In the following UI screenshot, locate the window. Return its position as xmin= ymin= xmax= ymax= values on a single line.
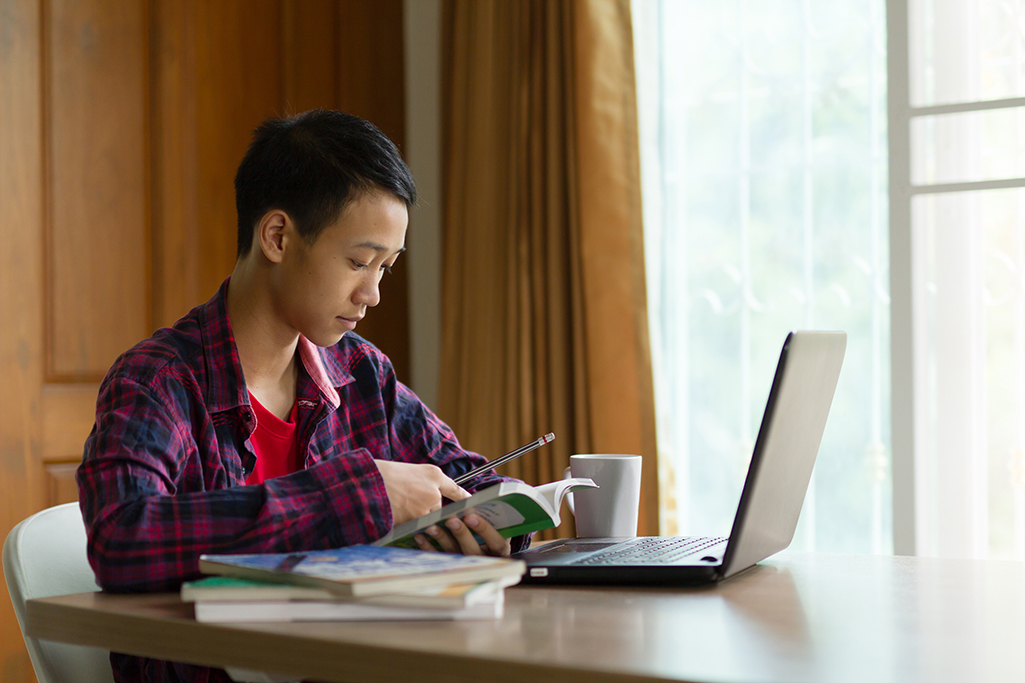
xmin=637 ymin=0 xmax=1025 ymax=559
xmin=894 ymin=0 xmax=1025 ymax=559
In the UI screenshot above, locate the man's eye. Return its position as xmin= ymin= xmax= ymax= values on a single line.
xmin=351 ymin=260 xmax=368 ymax=270
xmin=381 ymin=264 xmax=394 ymax=275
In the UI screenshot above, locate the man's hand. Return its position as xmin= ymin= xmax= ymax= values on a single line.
xmin=412 ymin=514 xmax=512 ymax=557
xmin=373 ymin=460 xmax=469 ymax=526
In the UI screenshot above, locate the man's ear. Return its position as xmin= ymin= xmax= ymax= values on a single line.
xmin=255 ymin=210 xmax=292 ymax=263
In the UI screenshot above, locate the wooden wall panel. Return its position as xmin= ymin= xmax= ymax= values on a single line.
xmin=192 ymin=0 xmax=284 ymax=302
xmin=337 ymin=0 xmax=406 ymax=145
xmin=151 ymin=0 xmax=199 ymax=329
xmin=44 ymin=462 xmax=80 ymax=507
xmin=47 ymin=0 xmax=150 ymax=379
xmin=41 ymin=385 xmax=98 ymax=460
xmin=335 ymin=0 xmax=411 ymax=382
xmin=0 ymin=0 xmax=45 ymax=679
xmin=283 ymin=0 xmax=338 ymax=113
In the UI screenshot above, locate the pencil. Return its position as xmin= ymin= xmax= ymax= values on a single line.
xmin=453 ymin=433 xmax=556 ymax=485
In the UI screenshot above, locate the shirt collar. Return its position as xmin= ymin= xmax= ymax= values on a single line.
xmin=297 ymin=336 xmax=343 ymax=409
xmin=199 ymin=277 xmax=350 ymax=413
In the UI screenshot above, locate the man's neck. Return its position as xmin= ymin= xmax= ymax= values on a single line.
xmin=226 ymin=260 xmax=300 ymax=420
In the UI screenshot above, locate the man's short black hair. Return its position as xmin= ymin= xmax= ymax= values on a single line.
xmin=234 ymin=109 xmax=417 ymax=257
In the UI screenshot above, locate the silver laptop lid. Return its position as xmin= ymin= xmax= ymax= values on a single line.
xmin=720 ymin=331 xmax=846 ymax=578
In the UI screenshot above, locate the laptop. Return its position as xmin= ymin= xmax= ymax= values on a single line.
xmin=513 ymin=330 xmax=846 ymax=586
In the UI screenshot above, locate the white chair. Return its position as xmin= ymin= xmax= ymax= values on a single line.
xmin=3 ymin=502 xmax=114 ymax=683
xmin=3 ymin=503 xmax=297 ymax=683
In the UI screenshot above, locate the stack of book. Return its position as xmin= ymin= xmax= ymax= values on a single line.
xmin=185 ymin=545 xmax=525 ymax=623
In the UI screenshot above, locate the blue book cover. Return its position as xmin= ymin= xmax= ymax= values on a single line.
xmin=198 ymin=545 xmax=525 ymax=597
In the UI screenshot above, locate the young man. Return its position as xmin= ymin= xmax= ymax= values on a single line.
xmin=77 ymin=110 xmax=528 ymax=683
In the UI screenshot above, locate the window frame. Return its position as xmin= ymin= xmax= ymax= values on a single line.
xmin=887 ymin=0 xmax=1025 ymax=555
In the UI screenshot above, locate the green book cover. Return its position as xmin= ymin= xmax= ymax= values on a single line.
xmin=373 ymin=478 xmax=598 ymax=549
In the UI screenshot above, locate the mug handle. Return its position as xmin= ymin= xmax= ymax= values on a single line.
xmin=563 ymin=466 xmax=575 ymax=515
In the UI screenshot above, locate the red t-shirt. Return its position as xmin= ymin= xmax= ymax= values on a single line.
xmin=244 ymin=393 xmax=302 ymax=485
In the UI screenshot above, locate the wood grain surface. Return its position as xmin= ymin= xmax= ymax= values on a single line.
xmin=26 ymin=552 xmax=1025 ymax=683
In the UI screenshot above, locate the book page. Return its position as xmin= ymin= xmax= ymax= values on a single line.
xmin=533 ymin=478 xmax=598 ymax=512
xmin=470 ymin=499 xmax=526 ymax=528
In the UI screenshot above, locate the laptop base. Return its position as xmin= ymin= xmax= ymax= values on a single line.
xmin=514 ymin=536 xmax=727 ymax=586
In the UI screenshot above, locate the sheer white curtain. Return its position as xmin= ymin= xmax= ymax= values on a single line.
xmin=637 ymin=0 xmax=1025 ymax=560
xmin=634 ymin=0 xmax=891 ymax=552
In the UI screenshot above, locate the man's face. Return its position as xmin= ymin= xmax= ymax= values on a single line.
xmin=273 ymin=190 xmax=408 ymax=347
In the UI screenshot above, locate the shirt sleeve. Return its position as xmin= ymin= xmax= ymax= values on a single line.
xmin=370 ymin=348 xmax=535 ymax=553
xmin=77 ymin=375 xmax=393 ymax=593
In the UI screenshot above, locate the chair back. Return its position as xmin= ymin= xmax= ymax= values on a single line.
xmin=3 ymin=502 xmax=114 ymax=683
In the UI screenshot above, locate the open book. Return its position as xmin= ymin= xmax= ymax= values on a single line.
xmin=373 ymin=477 xmax=598 ymax=549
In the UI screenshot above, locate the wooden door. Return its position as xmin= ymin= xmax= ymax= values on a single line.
xmin=0 ymin=1 xmax=407 ymax=680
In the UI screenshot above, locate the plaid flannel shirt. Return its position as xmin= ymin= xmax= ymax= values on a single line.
xmin=77 ymin=278 xmax=528 ymax=683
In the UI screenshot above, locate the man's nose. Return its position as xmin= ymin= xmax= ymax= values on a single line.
xmin=353 ymin=275 xmax=381 ymax=308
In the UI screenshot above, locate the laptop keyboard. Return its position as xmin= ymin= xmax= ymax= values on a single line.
xmin=571 ymin=536 xmax=728 ymax=565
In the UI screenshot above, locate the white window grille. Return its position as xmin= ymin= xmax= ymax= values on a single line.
xmin=892 ymin=0 xmax=1025 ymax=559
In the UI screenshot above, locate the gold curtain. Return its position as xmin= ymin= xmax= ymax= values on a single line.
xmin=439 ymin=0 xmax=658 ymax=537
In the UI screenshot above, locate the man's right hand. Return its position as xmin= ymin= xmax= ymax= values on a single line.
xmin=373 ymin=460 xmax=470 ymax=526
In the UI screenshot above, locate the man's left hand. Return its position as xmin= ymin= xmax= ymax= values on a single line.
xmin=412 ymin=514 xmax=511 ymax=557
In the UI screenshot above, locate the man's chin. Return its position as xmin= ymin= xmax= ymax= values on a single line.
xmin=307 ymin=331 xmax=347 ymax=348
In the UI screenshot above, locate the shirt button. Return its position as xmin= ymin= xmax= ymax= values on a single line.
xmin=243 ymin=412 xmax=253 ymax=423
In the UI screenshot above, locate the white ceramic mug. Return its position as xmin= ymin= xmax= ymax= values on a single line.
xmin=563 ymin=454 xmax=642 ymax=537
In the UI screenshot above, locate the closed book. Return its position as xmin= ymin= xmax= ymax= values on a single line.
xmin=181 ymin=575 xmax=518 ymax=609
xmin=197 ymin=545 xmax=525 ymax=598
xmin=192 ymin=592 xmax=504 ymax=623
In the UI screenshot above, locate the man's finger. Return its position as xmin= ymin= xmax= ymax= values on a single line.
xmin=438 ymin=477 xmax=471 ymax=502
xmin=413 ymin=534 xmax=438 ymax=552
xmin=464 ymin=514 xmax=511 ymax=556
xmin=444 ymin=517 xmax=484 ymax=556
xmin=426 ymin=524 xmax=460 ymax=553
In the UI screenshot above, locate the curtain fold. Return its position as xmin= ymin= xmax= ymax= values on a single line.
xmin=440 ymin=0 xmax=658 ymax=537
